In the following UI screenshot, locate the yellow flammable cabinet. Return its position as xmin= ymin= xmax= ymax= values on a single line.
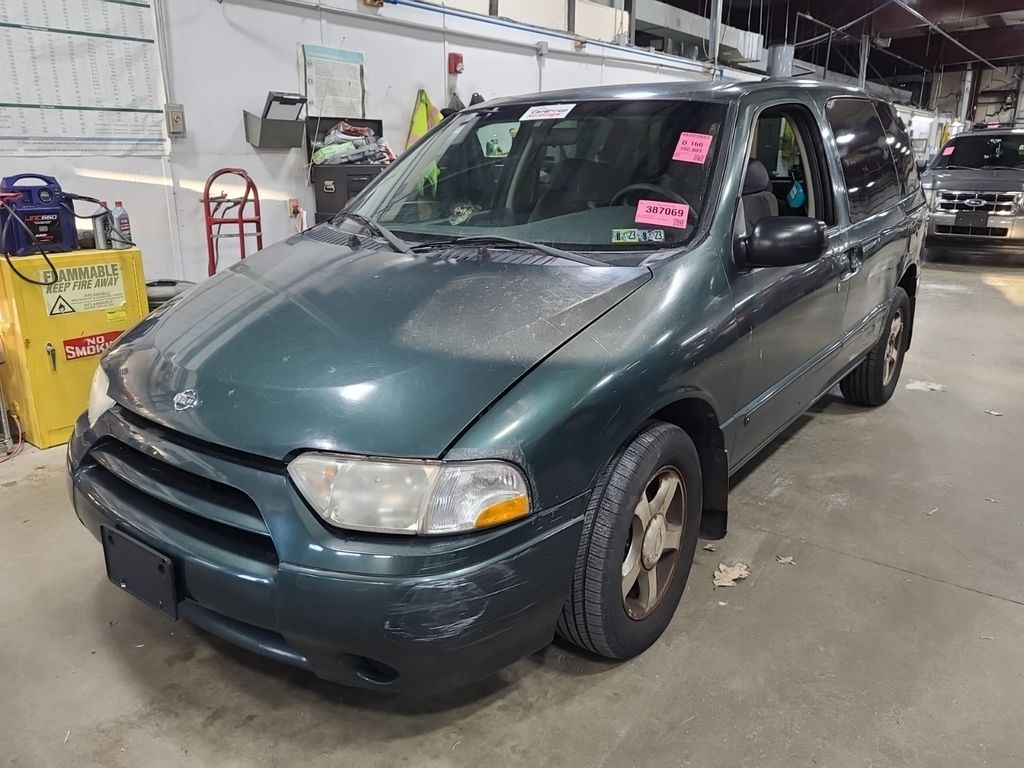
xmin=0 ymin=248 xmax=147 ymax=447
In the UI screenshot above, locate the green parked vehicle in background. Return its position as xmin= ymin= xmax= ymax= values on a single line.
xmin=69 ymin=79 xmax=923 ymax=691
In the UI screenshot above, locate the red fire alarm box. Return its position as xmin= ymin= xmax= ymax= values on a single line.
xmin=448 ymin=52 xmax=465 ymax=74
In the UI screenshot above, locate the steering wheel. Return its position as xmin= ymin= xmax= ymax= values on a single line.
xmin=609 ymin=183 xmax=689 ymax=207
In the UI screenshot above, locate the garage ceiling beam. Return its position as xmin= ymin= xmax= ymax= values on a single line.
xmin=868 ymin=0 xmax=1024 ymax=35
xmin=889 ymin=25 xmax=1024 ymax=67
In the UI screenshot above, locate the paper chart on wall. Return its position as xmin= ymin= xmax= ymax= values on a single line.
xmin=302 ymin=45 xmax=365 ymax=119
xmin=0 ymin=0 xmax=170 ymax=156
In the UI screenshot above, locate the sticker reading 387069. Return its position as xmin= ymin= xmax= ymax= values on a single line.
xmin=636 ymin=200 xmax=689 ymax=229
xmin=672 ymin=132 xmax=714 ymax=164
xmin=520 ymin=103 xmax=576 ymax=121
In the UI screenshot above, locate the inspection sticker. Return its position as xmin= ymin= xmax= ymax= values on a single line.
xmin=636 ymin=200 xmax=689 ymax=229
xmin=612 ymin=228 xmax=665 ymax=244
xmin=39 ymin=261 xmax=125 ymax=315
xmin=520 ymin=103 xmax=576 ymax=121
xmin=942 ymin=145 xmax=955 ymax=156
xmin=63 ymin=331 xmax=122 ymax=361
xmin=672 ymin=132 xmax=714 ymax=164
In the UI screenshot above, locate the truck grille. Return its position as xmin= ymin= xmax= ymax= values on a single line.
xmin=87 ymin=411 xmax=279 ymax=565
xmin=934 ymin=225 xmax=1009 ymax=238
xmin=937 ymin=191 xmax=1020 ymax=216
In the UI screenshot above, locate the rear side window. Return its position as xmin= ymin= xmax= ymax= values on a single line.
xmin=873 ymin=102 xmax=920 ymax=197
xmin=825 ymin=98 xmax=902 ymax=222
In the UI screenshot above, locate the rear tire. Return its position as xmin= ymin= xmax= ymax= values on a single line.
xmin=556 ymin=422 xmax=701 ymax=659
xmin=840 ymin=287 xmax=911 ymax=407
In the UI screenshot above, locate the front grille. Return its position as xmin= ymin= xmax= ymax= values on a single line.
xmin=935 ymin=225 xmax=1009 ymax=238
xmin=87 ymin=413 xmax=279 ymax=564
xmin=937 ymin=190 xmax=1020 ymax=215
xmin=87 ymin=461 xmax=279 ymax=565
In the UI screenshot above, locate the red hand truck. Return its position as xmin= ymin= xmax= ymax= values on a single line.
xmin=201 ymin=168 xmax=263 ymax=276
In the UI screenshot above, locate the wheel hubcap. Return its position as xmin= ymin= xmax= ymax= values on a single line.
xmin=622 ymin=467 xmax=686 ymax=621
xmin=883 ymin=308 xmax=904 ymax=386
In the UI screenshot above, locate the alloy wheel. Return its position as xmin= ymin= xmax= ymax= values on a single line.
xmin=621 ymin=466 xmax=686 ymax=620
xmin=883 ymin=308 xmax=905 ymax=386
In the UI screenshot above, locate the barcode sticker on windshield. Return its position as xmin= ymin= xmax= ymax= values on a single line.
xmin=942 ymin=145 xmax=954 ymax=156
xmin=673 ymin=132 xmax=713 ymax=164
xmin=636 ymin=200 xmax=689 ymax=229
xmin=520 ymin=103 xmax=576 ymax=121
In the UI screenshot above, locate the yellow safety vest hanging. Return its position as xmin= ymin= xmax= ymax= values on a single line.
xmin=406 ymin=89 xmax=443 ymax=198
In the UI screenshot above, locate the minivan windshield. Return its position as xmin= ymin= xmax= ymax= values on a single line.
xmin=931 ymin=132 xmax=1024 ymax=171
xmin=348 ymin=99 xmax=728 ymax=259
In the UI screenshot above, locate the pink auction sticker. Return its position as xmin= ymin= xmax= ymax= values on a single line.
xmin=673 ymin=132 xmax=713 ymax=164
xmin=636 ymin=199 xmax=689 ymax=229
xmin=942 ymin=145 xmax=954 ymax=156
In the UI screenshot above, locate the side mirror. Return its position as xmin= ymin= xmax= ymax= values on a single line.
xmin=915 ymin=157 xmax=928 ymax=172
xmin=741 ymin=217 xmax=827 ymax=268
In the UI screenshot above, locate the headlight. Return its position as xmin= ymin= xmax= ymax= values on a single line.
xmin=287 ymin=453 xmax=530 ymax=535
xmin=87 ymin=365 xmax=115 ymax=427
xmin=922 ymin=184 xmax=935 ymax=209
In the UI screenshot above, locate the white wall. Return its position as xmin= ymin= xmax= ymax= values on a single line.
xmin=2 ymin=0 xmax=757 ymax=283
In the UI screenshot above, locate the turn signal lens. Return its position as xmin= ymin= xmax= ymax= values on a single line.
xmin=474 ymin=495 xmax=529 ymax=529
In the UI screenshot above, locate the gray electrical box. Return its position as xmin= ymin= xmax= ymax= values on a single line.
xmin=165 ymin=103 xmax=187 ymax=138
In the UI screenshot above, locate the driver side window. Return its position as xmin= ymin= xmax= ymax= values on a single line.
xmin=741 ymin=104 xmax=835 ymax=234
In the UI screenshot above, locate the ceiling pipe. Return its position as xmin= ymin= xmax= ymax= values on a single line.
xmin=887 ymin=0 xmax=1005 ymax=75
xmin=796 ymin=12 xmax=927 ymax=73
xmin=795 ymin=1 xmax=893 ymax=49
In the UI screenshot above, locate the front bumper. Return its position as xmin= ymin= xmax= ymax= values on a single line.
xmin=925 ymin=210 xmax=1024 ymax=243
xmin=68 ymin=409 xmax=585 ymax=692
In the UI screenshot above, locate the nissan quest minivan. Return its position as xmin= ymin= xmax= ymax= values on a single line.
xmin=69 ymin=80 xmax=924 ymax=691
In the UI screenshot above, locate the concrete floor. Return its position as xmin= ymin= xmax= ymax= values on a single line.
xmin=2 ymin=263 xmax=1022 ymax=768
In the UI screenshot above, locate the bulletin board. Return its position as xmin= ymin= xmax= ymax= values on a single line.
xmin=0 ymin=0 xmax=170 ymax=156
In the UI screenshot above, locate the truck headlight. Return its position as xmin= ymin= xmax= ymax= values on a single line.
xmin=87 ymin=365 xmax=115 ymax=427
xmin=288 ymin=453 xmax=531 ymax=535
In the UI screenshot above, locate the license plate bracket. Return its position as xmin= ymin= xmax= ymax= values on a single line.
xmin=101 ymin=526 xmax=178 ymax=619
xmin=955 ymin=210 xmax=989 ymax=229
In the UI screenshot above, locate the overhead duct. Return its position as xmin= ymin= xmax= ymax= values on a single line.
xmin=633 ymin=0 xmax=763 ymax=63
xmin=767 ymin=45 xmax=795 ymax=78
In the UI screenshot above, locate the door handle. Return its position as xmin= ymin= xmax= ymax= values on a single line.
xmin=45 ymin=342 xmax=57 ymax=372
xmin=840 ymin=246 xmax=863 ymax=281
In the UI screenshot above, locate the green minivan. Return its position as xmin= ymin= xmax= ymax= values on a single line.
xmin=69 ymin=80 xmax=923 ymax=691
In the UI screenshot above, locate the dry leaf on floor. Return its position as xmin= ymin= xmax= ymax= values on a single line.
xmin=717 ymin=601 xmax=728 ymax=606
xmin=980 ymin=635 xmax=994 ymax=641
xmin=984 ymin=410 xmax=1003 ymax=416
xmin=926 ymin=508 xmax=938 ymax=516
xmin=713 ymin=562 xmax=751 ymax=587
xmin=985 ymin=497 xmax=1002 ymax=504
xmin=775 ymin=555 xmax=796 ymax=565
xmin=905 ymin=380 xmax=945 ymax=392
xmin=702 ymin=543 xmax=717 ymax=552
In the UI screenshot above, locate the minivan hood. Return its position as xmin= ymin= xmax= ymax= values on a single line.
xmin=105 ymin=234 xmax=648 ymax=460
xmin=923 ymin=168 xmax=1024 ymax=192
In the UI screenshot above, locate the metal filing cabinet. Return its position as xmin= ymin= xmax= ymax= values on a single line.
xmin=0 ymin=248 xmax=148 ymax=447
xmin=311 ymin=164 xmax=385 ymax=223
xmin=306 ymin=116 xmax=387 ymax=223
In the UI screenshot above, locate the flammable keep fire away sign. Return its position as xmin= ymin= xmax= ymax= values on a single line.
xmin=39 ymin=262 xmax=125 ymax=315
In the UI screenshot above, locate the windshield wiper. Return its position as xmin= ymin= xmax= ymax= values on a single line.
xmin=410 ymin=235 xmax=604 ymax=266
xmin=984 ymin=165 xmax=1024 ymax=171
xmin=940 ymin=165 xmax=976 ymax=171
xmin=335 ymin=211 xmax=412 ymax=254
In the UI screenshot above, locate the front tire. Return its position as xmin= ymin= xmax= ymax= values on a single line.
xmin=840 ymin=287 xmax=911 ymax=406
xmin=556 ymin=422 xmax=702 ymax=659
